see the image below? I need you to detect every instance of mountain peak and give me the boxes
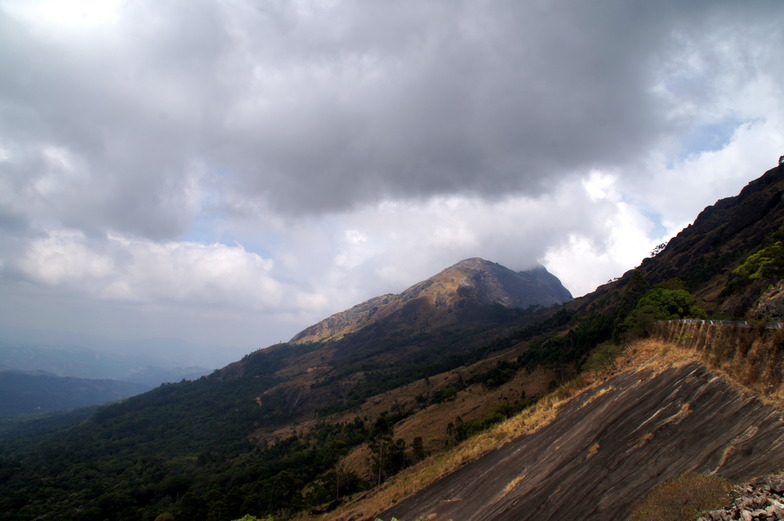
[291,258,571,344]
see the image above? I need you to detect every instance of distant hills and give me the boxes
[0,371,149,417]
[0,339,214,387]
[2,162,784,521]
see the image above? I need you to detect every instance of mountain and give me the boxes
[0,371,149,417]
[291,258,571,343]
[636,165,784,317]
[215,259,570,421]
[0,258,574,521]
[2,162,784,521]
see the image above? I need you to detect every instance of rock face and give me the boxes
[291,258,571,343]
[379,361,784,521]
[753,281,784,320]
[699,475,784,521]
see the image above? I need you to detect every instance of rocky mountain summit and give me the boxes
[291,258,570,343]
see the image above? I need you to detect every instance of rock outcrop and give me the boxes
[753,281,784,320]
[699,475,784,521]
[379,355,784,521]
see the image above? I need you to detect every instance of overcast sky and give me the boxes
[1,0,783,367]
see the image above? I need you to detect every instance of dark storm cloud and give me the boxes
[218,0,669,211]
[1,0,782,234]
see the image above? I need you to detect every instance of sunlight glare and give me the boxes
[4,0,122,31]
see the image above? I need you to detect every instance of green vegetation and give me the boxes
[627,472,732,521]
[617,286,705,341]
[722,230,784,298]
[735,241,784,280]
[582,342,625,374]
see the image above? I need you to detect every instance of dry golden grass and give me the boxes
[586,442,600,460]
[311,394,565,521]
[579,386,614,409]
[655,321,784,403]
[627,472,732,521]
[307,365,615,521]
[631,432,655,452]
[503,474,526,494]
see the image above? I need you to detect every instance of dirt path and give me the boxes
[379,362,784,521]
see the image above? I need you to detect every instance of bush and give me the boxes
[583,342,625,374]
[627,472,732,521]
[618,288,705,341]
[733,240,784,281]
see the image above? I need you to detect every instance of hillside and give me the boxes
[1,162,784,521]
[373,339,784,521]
[0,259,572,521]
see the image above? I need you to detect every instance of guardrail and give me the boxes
[662,319,784,329]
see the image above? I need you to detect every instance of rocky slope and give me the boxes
[377,342,784,521]
[291,258,571,344]
[699,475,784,521]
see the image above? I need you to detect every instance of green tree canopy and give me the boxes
[733,240,784,281]
[619,288,705,340]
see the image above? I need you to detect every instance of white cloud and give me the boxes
[16,231,297,313]
[21,230,113,285]
[543,171,664,296]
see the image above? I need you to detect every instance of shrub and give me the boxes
[583,342,625,374]
[733,240,784,281]
[618,288,706,341]
[627,472,732,521]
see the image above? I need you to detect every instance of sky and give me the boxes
[1,0,783,367]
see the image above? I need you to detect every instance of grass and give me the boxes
[655,321,784,400]
[626,472,732,521]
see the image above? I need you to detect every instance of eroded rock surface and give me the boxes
[379,362,784,521]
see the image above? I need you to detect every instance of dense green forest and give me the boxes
[0,372,148,417]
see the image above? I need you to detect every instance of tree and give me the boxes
[733,241,784,281]
[619,288,705,340]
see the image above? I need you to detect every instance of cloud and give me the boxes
[13,230,302,313]
[3,0,781,230]
[1,1,784,359]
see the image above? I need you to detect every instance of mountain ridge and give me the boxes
[291,258,571,344]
